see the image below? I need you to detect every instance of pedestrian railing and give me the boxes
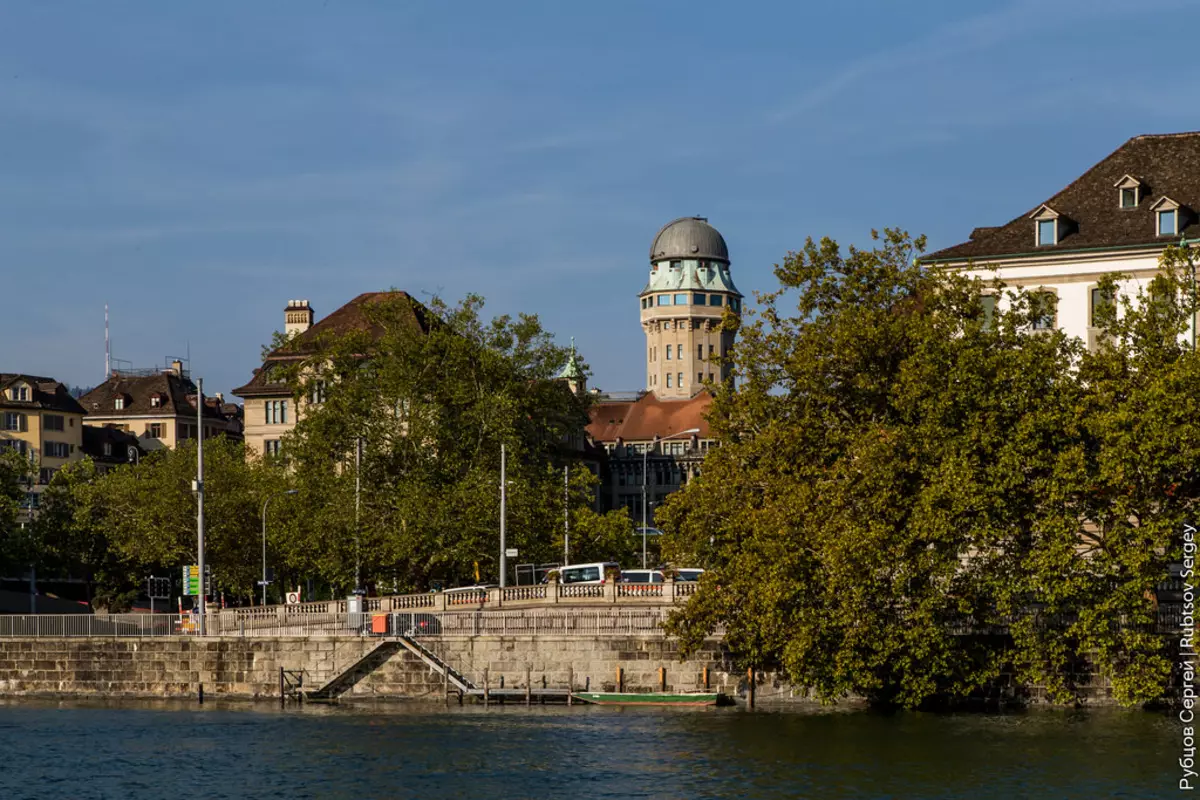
[0,608,691,639]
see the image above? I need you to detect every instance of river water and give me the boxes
[0,699,1179,799]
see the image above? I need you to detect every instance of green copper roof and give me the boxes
[558,338,586,381]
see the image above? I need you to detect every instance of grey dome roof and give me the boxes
[649,217,729,264]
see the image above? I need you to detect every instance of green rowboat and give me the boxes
[573,691,726,706]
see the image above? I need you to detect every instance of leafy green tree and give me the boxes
[0,449,34,576]
[273,293,634,592]
[661,229,1196,708]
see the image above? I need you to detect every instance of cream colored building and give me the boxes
[0,374,87,512]
[79,362,242,452]
[926,132,1200,348]
[640,217,741,398]
[235,293,431,458]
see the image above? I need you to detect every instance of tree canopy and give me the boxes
[31,293,634,608]
[661,229,1199,708]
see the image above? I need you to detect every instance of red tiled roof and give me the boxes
[586,391,712,442]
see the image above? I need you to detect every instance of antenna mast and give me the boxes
[104,304,111,378]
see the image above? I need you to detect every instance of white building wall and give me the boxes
[961,252,1175,345]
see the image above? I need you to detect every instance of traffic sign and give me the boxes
[286,590,302,605]
[182,565,201,596]
[505,548,519,557]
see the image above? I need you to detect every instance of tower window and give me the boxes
[677,372,683,387]
[658,295,671,306]
[670,260,681,270]
[666,345,672,360]
[1159,210,1178,236]
[673,293,687,305]
[698,345,704,360]
[708,344,715,357]
[666,374,673,388]
[709,295,722,306]
[693,293,706,304]
[697,373,703,384]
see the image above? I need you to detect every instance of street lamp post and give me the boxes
[261,489,297,606]
[641,427,700,569]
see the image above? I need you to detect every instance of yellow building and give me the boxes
[0,374,87,510]
[78,361,242,452]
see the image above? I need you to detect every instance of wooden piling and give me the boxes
[525,669,531,706]
[659,666,666,692]
[279,667,284,706]
[484,668,490,708]
[568,666,574,707]
[703,666,710,691]
[748,667,756,709]
[444,663,450,708]
[617,666,624,694]
[199,684,204,705]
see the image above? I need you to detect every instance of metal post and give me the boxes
[642,443,649,569]
[500,443,507,588]
[563,465,570,566]
[261,498,270,608]
[196,378,206,636]
[355,437,362,594]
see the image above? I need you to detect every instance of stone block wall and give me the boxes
[0,634,742,701]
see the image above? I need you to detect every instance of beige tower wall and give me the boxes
[641,300,735,398]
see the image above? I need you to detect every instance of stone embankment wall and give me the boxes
[0,635,750,701]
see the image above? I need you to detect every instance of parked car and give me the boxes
[675,568,706,583]
[558,562,621,585]
[620,569,665,584]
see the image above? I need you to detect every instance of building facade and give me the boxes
[926,132,1200,346]
[585,217,740,527]
[234,293,431,458]
[0,375,87,515]
[78,362,242,452]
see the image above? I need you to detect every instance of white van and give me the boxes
[558,562,621,585]
[620,569,664,584]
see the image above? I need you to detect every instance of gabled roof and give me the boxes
[79,371,229,420]
[0,374,86,415]
[927,132,1200,262]
[234,291,433,398]
[586,391,712,442]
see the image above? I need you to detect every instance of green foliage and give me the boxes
[0,449,34,575]
[661,230,1198,708]
[274,293,634,592]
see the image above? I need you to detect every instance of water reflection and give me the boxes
[0,700,1179,799]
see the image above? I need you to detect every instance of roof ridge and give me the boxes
[1132,130,1200,141]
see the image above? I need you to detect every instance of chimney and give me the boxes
[285,299,314,338]
[214,392,224,403]
[170,359,184,376]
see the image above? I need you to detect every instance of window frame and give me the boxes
[1028,289,1058,331]
[1036,218,1057,246]
[1159,209,1178,236]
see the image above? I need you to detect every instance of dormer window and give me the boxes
[1114,174,1143,209]
[1031,204,1064,246]
[1151,196,1182,236]
[150,394,161,408]
[114,397,125,410]
[9,384,28,401]
[1037,219,1057,246]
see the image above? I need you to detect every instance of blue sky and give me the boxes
[2,0,1198,397]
